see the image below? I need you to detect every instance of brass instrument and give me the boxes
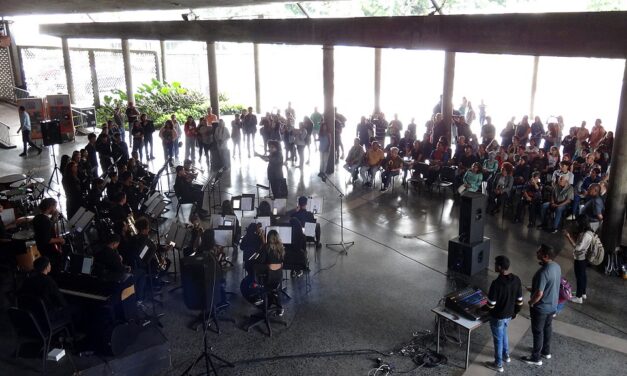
[125,214,137,236]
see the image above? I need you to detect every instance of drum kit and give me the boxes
[0,173,46,252]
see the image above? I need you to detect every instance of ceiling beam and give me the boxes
[40,12,627,58]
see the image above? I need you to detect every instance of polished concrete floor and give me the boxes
[0,102,625,376]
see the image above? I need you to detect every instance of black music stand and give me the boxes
[321,173,354,255]
[139,244,165,325]
[47,145,62,190]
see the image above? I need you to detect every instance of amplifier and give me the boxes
[444,286,489,321]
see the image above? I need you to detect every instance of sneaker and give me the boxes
[484,361,504,373]
[549,228,559,234]
[276,308,284,317]
[541,354,552,359]
[504,354,511,363]
[315,242,322,249]
[582,294,587,300]
[37,147,43,155]
[295,270,303,278]
[19,152,26,157]
[380,187,387,192]
[570,297,583,304]
[521,356,542,366]
[566,214,576,220]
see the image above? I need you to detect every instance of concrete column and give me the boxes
[323,45,335,174]
[61,37,75,103]
[88,50,100,107]
[374,48,381,114]
[160,40,167,82]
[601,60,627,254]
[253,43,261,114]
[441,51,456,135]
[529,56,540,118]
[206,41,219,116]
[121,39,134,103]
[3,21,24,87]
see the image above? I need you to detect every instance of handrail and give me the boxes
[12,86,29,95]
[0,120,12,129]
[71,108,89,117]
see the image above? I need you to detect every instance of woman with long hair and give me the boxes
[159,120,178,164]
[564,216,593,304]
[261,229,285,315]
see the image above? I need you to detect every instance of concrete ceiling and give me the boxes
[1,0,315,17]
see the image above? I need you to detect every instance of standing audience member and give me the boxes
[171,114,182,160]
[243,107,258,157]
[17,106,43,157]
[564,216,593,304]
[184,116,197,162]
[522,244,561,367]
[231,113,242,159]
[140,114,155,160]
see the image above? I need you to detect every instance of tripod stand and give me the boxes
[322,173,354,255]
[47,145,62,191]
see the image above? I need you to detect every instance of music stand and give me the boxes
[47,145,62,190]
[322,173,354,255]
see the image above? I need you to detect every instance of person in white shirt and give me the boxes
[17,106,42,156]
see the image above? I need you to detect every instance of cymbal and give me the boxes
[0,174,26,184]
[10,177,44,188]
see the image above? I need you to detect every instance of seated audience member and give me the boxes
[285,218,308,278]
[482,151,499,177]
[19,256,69,321]
[290,196,322,248]
[514,171,542,226]
[572,167,602,218]
[487,162,514,215]
[580,183,604,232]
[360,141,385,187]
[384,136,399,154]
[513,156,531,186]
[426,141,451,185]
[398,131,414,157]
[344,138,365,183]
[551,161,574,186]
[540,175,574,233]
[530,149,548,177]
[380,147,403,191]
[460,162,483,194]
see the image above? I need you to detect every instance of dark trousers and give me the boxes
[516,199,540,224]
[21,129,40,152]
[297,145,305,168]
[144,135,154,158]
[574,259,587,298]
[132,140,144,161]
[530,308,554,361]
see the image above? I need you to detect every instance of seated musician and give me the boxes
[120,171,146,214]
[174,166,205,213]
[290,196,322,249]
[240,223,265,273]
[380,146,402,191]
[132,217,170,288]
[183,159,199,179]
[19,256,70,322]
[33,198,66,272]
[86,178,105,212]
[106,171,122,199]
[253,229,285,316]
[94,234,130,278]
[109,191,131,229]
[285,218,307,278]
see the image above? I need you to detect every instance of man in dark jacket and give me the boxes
[484,255,523,372]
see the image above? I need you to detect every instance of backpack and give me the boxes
[587,232,605,266]
[558,277,572,303]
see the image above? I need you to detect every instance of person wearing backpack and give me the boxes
[565,216,601,304]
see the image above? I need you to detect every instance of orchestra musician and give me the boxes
[20,256,71,323]
[106,171,122,199]
[132,217,170,290]
[119,171,146,214]
[62,161,83,219]
[108,191,131,229]
[32,198,66,272]
[94,234,130,278]
[174,166,206,215]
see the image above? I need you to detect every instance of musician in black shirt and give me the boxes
[290,196,322,248]
[484,255,523,372]
[85,133,98,177]
[94,234,129,278]
[33,198,66,272]
[109,191,131,229]
[20,257,67,312]
[106,171,122,199]
[174,166,204,210]
[120,171,145,214]
[112,132,130,165]
[62,161,83,219]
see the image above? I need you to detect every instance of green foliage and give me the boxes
[218,92,245,115]
[96,79,208,128]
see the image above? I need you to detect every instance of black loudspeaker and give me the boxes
[40,119,62,146]
[459,191,486,244]
[180,253,219,311]
[448,236,491,276]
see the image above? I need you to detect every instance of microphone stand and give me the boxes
[321,173,354,255]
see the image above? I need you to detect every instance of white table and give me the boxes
[432,306,486,369]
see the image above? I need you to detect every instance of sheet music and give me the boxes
[144,192,161,208]
[304,222,316,237]
[75,210,95,232]
[256,216,271,230]
[307,197,323,214]
[68,207,86,228]
[214,229,233,247]
[273,198,287,215]
[210,214,223,229]
[139,245,149,259]
[151,201,167,218]
[0,208,16,226]
[241,195,254,211]
[241,217,255,232]
[232,197,241,210]
[146,194,162,213]
[266,226,292,244]
[81,257,93,274]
